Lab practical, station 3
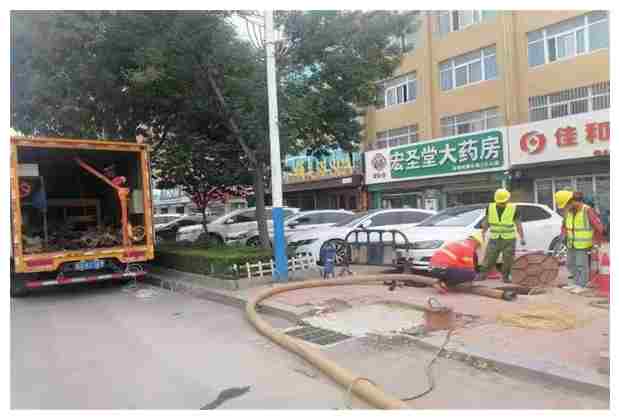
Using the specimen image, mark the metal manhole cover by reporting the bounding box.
[284,325,352,346]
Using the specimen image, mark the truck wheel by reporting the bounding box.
[10,274,29,298]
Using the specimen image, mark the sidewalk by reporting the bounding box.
[145,264,610,395]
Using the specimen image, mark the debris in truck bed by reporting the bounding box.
[23,224,125,253]
[23,235,43,253]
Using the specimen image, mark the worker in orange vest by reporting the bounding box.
[430,232,484,293]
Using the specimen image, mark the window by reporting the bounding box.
[528,81,609,122]
[518,205,551,222]
[418,206,485,227]
[437,10,497,36]
[368,212,402,227]
[400,211,432,224]
[377,73,417,109]
[534,174,609,212]
[232,210,256,223]
[176,206,185,214]
[368,125,418,150]
[446,190,494,206]
[159,188,184,200]
[283,209,297,218]
[160,208,168,214]
[178,219,201,228]
[293,213,323,225]
[441,107,501,137]
[439,46,497,91]
[320,212,354,224]
[527,12,609,68]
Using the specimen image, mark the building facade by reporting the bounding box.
[363,11,610,213]
[283,149,365,210]
[152,187,248,216]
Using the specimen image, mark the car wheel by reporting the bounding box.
[198,233,223,247]
[550,236,567,264]
[320,239,350,266]
[246,236,260,248]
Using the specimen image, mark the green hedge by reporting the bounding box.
[154,245,274,278]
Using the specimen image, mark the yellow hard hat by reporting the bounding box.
[469,232,483,244]
[554,190,574,209]
[494,188,511,204]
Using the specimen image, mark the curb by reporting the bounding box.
[143,271,306,323]
[406,333,609,397]
[143,270,610,397]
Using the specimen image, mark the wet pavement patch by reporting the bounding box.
[300,302,427,337]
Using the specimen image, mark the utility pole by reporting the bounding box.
[265,10,288,282]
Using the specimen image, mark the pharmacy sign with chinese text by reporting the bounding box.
[365,128,508,185]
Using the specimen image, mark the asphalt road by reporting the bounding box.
[11,282,609,409]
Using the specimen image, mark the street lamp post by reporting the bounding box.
[264,10,288,282]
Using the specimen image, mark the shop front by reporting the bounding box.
[508,110,610,214]
[365,128,509,211]
[283,149,364,210]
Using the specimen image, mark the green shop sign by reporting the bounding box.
[365,129,508,185]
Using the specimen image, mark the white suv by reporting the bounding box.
[395,203,563,271]
[177,207,299,245]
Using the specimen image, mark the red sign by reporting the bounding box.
[555,126,578,147]
[519,131,547,154]
[585,122,610,143]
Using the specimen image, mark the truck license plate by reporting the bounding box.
[75,260,105,271]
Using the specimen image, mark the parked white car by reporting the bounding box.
[395,202,563,271]
[242,209,356,247]
[177,207,300,245]
[287,208,436,265]
[155,214,203,243]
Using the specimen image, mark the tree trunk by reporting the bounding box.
[253,164,271,250]
[200,205,210,246]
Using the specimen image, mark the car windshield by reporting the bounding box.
[335,212,368,227]
[417,206,484,227]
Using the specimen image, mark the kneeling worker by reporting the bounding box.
[430,232,484,293]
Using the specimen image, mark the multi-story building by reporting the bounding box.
[152,187,248,216]
[363,11,609,214]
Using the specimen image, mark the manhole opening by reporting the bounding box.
[284,325,352,346]
[496,286,547,295]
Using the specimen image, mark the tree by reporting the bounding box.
[11,10,414,250]
[152,132,253,243]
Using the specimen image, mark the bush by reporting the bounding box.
[154,244,273,277]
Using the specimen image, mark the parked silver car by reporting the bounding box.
[241,209,356,247]
[177,207,300,246]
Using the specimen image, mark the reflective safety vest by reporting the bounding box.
[430,238,479,270]
[487,203,516,240]
[565,205,593,250]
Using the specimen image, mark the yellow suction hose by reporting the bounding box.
[245,274,442,409]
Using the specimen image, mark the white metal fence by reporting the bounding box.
[232,255,318,281]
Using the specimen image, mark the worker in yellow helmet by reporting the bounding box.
[555,190,605,294]
[475,188,525,283]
